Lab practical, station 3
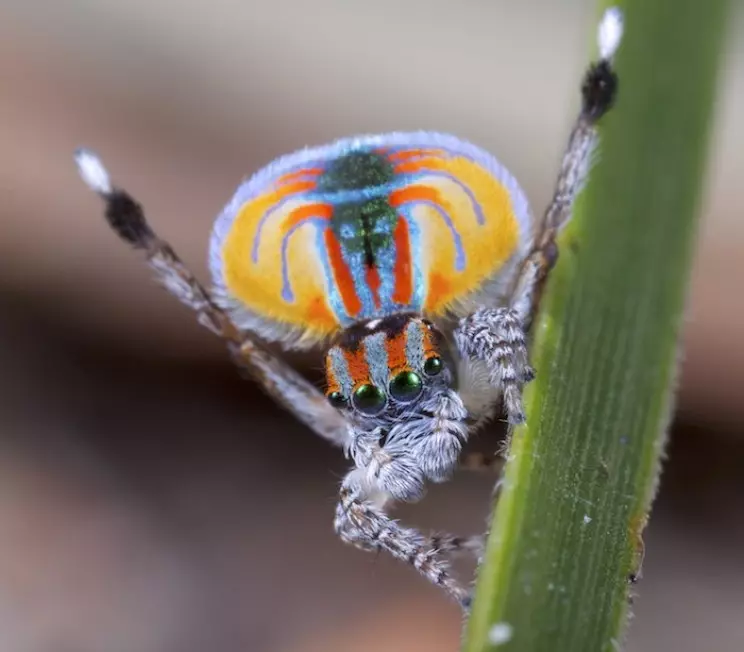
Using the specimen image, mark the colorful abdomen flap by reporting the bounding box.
[209,132,532,347]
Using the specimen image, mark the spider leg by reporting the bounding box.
[411,388,470,482]
[454,13,622,425]
[455,307,534,424]
[513,16,621,325]
[429,532,484,561]
[74,149,350,447]
[334,484,472,609]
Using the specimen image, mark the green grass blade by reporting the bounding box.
[463,2,731,651]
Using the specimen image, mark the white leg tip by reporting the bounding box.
[598,7,624,60]
[74,148,112,195]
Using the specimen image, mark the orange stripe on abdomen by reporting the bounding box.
[272,179,317,199]
[281,203,333,232]
[365,265,382,310]
[389,184,446,209]
[324,229,362,318]
[393,157,448,175]
[387,149,446,162]
[275,169,324,187]
[391,217,413,305]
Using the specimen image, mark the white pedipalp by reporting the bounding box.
[74,148,112,195]
[598,7,624,60]
[456,356,500,425]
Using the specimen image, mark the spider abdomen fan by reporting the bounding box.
[209,131,533,347]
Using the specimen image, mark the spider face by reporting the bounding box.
[325,314,454,425]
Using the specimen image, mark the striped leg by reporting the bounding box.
[74,150,350,447]
[455,307,534,425]
[456,10,623,428]
[512,9,622,325]
[429,532,484,561]
[334,485,472,609]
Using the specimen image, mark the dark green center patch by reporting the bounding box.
[330,199,398,265]
[320,151,399,267]
[317,151,394,192]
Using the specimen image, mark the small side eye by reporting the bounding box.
[424,356,443,376]
[327,391,348,408]
[352,384,387,415]
[389,371,423,403]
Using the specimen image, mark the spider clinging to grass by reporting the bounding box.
[75,8,623,610]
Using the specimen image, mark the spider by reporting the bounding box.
[75,9,622,610]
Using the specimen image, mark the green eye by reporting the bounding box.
[424,356,443,376]
[389,371,423,402]
[327,391,347,408]
[352,383,386,415]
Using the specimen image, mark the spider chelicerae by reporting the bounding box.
[75,8,623,610]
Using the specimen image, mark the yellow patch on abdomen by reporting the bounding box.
[220,192,340,337]
[400,155,522,314]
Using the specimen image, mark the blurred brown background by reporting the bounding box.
[1,1,743,651]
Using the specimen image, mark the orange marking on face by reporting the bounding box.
[344,346,371,387]
[276,168,323,186]
[365,265,382,309]
[391,217,413,305]
[420,322,438,357]
[385,330,410,373]
[324,361,342,396]
[324,229,362,318]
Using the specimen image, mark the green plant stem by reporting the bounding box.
[463,1,731,650]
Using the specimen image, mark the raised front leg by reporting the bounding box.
[74,150,350,447]
[455,12,622,427]
[512,10,621,326]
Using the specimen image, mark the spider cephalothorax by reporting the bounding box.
[75,8,623,610]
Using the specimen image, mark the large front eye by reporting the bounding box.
[389,371,423,403]
[352,384,387,415]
